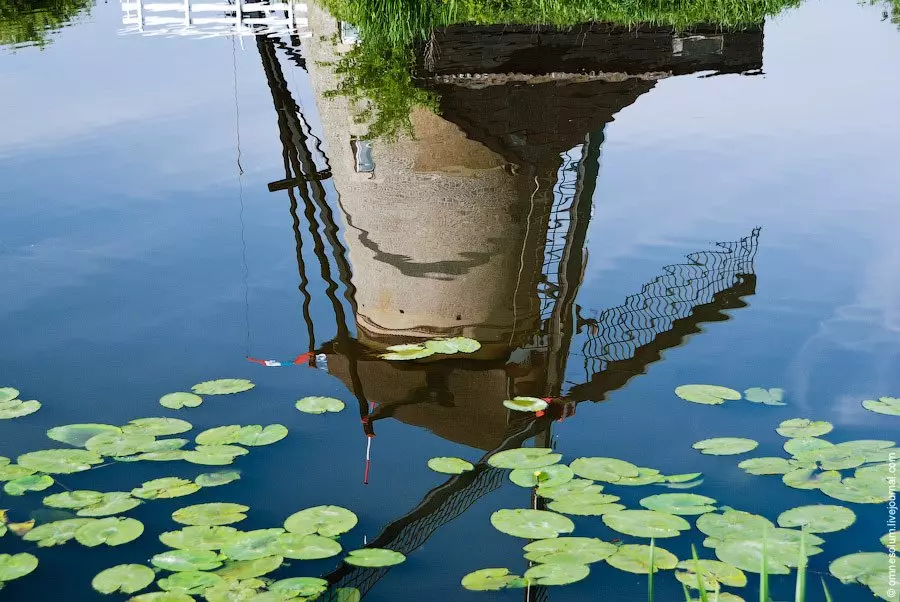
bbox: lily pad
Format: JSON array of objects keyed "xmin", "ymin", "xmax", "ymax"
[
  {"xmin": 738, "ymin": 457, "xmax": 795, "ymax": 475},
  {"xmin": 715, "ymin": 539, "xmax": 801, "ymax": 575},
  {"xmin": 640, "ymin": 493, "xmax": 717, "ymax": 515},
  {"xmin": 676, "ymin": 559, "xmax": 747, "ymax": 590},
  {"xmin": 744, "ymin": 387, "xmax": 786, "ymax": 406},
  {"xmin": 133, "ymin": 477, "xmax": 200, "ymax": 500},
  {"xmin": 546, "ymin": 493, "xmax": 624, "ymax": 516},
  {"xmin": 502, "ymin": 397, "xmax": 548, "ymax": 412},
  {"xmin": 237, "ymin": 424, "xmax": 288, "ymax": 446},
  {"xmin": 77, "ymin": 492, "xmax": 142, "ymax": 517},
  {"xmin": 129, "ymin": 593, "xmax": 196, "ymax": 602},
  {"xmin": 777, "ymin": 505, "xmax": 856, "ymax": 533},
  {"xmin": 379, "ymin": 344, "xmax": 435, "ymax": 361},
  {"xmin": 489, "ymin": 448, "xmax": 561, "ymax": 470},
  {"xmin": 461, "ymin": 568, "xmax": 521, "ymax": 591},
  {"xmin": 0, "ymin": 388, "xmax": 19, "ymax": 403},
  {"xmin": 523, "ymin": 537, "xmax": 617, "ymax": 564},
  {"xmin": 75, "ymin": 517, "xmax": 144, "ymax": 546},
  {"xmin": 284, "ymin": 505, "xmax": 358, "ymax": 537},
  {"xmin": 269, "ymin": 577, "xmax": 329, "ymax": 598},
  {"xmin": 829, "ymin": 552, "xmax": 889, "ymax": 583},
  {"xmin": 0, "ymin": 399, "xmax": 41, "ymax": 419},
  {"xmin": 92, "ymin": 564, "xmax": 155, "ymax": 594},
  {"xmin": 23, "ymin": 518, "xmax": 95, "ymax": 547},
  {"xmin": 4, "ymin": 474, "xmax": 54, "ymax": 496},
  {"xmin": 675, "ymin": 384, "xmax": 741, "ymax": 405},
  {"xmin": 523, "ymin": 562, "xmax": 589, "ymax": 586},
  {"xmin": 277, "ymin": 533, "xmax": 342, "ymax": 560},
  {"xmin": 151, "ymin": 549, "xmax": 224, "ymax": 572},
  {"xmin": 510, "ymin": 464, "xmax": 573, "ymax": 488},
  {"xmin": 490, "ymin": 509, "xmax": 574, "ymax": 539},
  {"xmin": 0, "ymin": 553, "xmax": 39, "ymax": 582},
  {"xmin": 441, "ymin": 337, "xmax": 481, "ymax": 353},
  {"xmin": 140, "ymin": 439, "xmax": 189, "ymax": 453},
  {"xmin": 220, "ymin": 529, "xmax": 285, "ymax": 560},
  {"xmin": 195, "ymin": 471, "xmax": 240, "ymax": 487},
  {"xmin": 794, "ymin": 446, "xmax": 865, "ymax": 470},
  {"xmin": 862, "ymin": 397, "xmax": 900, "ymax": 416},
  {"xmin": 536, "ymin": 479, "xmax": 604, "ymax": 499},
  {"xmin": 569, "ymin": 457, "xmax": 639, "ymax": 482},
  {"xmin": 665, "ymin": 473, "xmax": 703, "ymax": 483},
  {"xmin": 820, "ymin": 477, "xmax": 891, "ymax": 503},
  {"xmin": 344, "ymin": 548, "xmax": 406, "ymax": 567},
  {"xmin": 0, "ymin": 464, "xmax": 36, "ymax": 480},
  {"xmin": 160, "ymin": 393, "xmax": 203, "ymax": 410},
  {"xmin": 776, "ymin": 418, "xmax": 833, "ymax": 438},
  {"xmin": 602, "ymin": 510, "xmax": 690, "ymax": 538},
  {"xmin": 47, "ymin": 423, "xmax": 118, "ymax": 447},
  {"xmin": 195, "ymin": 426, "xmax": 242, "ymax": 445},
  {"xmin": 173, "ymin": 503, "xmax": 248, "ymax": 526},
  {"xmin": 295, "ymin": 396, "xmax": 346, "ymax": 414},
  {"xmin": 158, "ymin": 570, "xmax": 225, "ymax": 594},
  {"xmin": 216, "ymin": 556, "xmax": 283, "ymax": 580},
  {"xmin": 616, "ymin": 467, "xmax": 665, "ymax": 486},
  {"xmin": 782, "ymin": 468, "xmax": 841, "ymax": 490},
  {"xmin": 17, "ymin": 449, "xmax": 102, "ymax": 474},
  {"xmin": 122, "ymin": 418, "xmax": 192, "ymax": 436},
  {"xmin": 159, "ymin": 525, "xmax": 241, "ymax": 550},
  {"xmin": 136, "ymin": 451, "xmax": 188, "ymax": 462},
  {"xmin": 86, "ymin": 432, "xmax": 156, "ymax": 457},
  {"xmin": 202, "ymin": 579, "xmax": 263, "ymax": 602},
  {"xmin": 183, "ymin": 445, "xmax": 247, "ymax": 466},
  {"xmin": 881, "ymin": 532, "xmax": 895, "ymax": 548},
  {"xmin": 191, "ymin": 379, "xmax": 255, "ymax": 395},
  {"xmin": 784, "ymin": 437, "xmax": 833, "ymax": 456},
  {"xmin": 692, "ymin": 438, "xmax": 758, "ymax": 456},
  {"xmin": 606, "ymin": 544, "xmax": 678, "ymax": 574},
  {"xmin": 427, "ymin": 457, "xmax": 473, "ymax": 474},
  {"xmin": 696, "ymin": 510, "xmax": 773, "ymax": 541}
]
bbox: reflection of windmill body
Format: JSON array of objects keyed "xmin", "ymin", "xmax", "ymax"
[{"xmin": 268, "ymin": 7, "xmax": 764, "ymax": 598}]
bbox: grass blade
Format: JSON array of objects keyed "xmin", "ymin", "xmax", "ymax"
[
  {"xmin": 682, "ymin": 582, "xmax": 693, "ymax": 602},
  {"xmin": 794, "ymin": 528, "xmax": 807, "ymax": 602},
  {"xmin": 691, "ymin": 545, "xmax": 710, "ymax": 602},
  {"xmin": 649, "ymin": 537, "xmax": 655, "ymax": 602},
  {"xmin": 821, "ymin": 577, "xmax": 833, "ymax": 602},
  {"xmin": 760, "ymin": 535, "xmax": 769, "ymax": 602}
]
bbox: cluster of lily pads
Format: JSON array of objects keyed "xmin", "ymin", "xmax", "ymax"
[
  {"xmin": 444, "ymin": 443, "xmax": 894, "ymax": 600},
  {"xmin": 379, "ymin": 336, "xmax": 481, "ymax": 360},
  {"xmin": 675, "ymin": 385, "xmax": 785, "ymax": 406},
  {"xmin": 0, "ymin": 386, "xmax": 41, "ymax": 420},
  {"xmin": 159, "ymin": 379, "xmax": 256, "ymax": 410}
]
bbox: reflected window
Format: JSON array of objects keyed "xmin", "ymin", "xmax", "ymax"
[
  {"xmin": 351, "ymin": 139, "xmax": 375, "ymax": 173},
  {"xmin": 672, "ymin": 35, "xmax": 725, "ymax": 58},
  {"xmin": 340, "ymin": 22, "xmax": 360, "ymax": 45}
]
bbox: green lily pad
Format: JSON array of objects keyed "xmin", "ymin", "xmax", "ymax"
[
  {"xmin": 0, "ymin": 388, "xmax": 19, "ymax": 403},
  {"xmin": 523, "ymin": 537, "xmax": 617, "ymax": 564},
  {"xmin": 216, "ymin": 556, "xmax": 283, "ymax": 579},
  {"xmin": 502, "ymin": 397, "xmax": 548, "ymax": 412},
  {"xmin": 151, "ymin": 549, "xmax": 224, "ymax": 572},
  {"xmin": 523, "ymin": 562, "xmax": 589, "ymax": 585},
  {"xmin": 133, "ymin": 477, "xmax": 200, "ymax": 500},
  {"xmin": 866, "ymin": 569, "xmax": 899, "ymax": 601},
  {"xmin": 344, "ymin": 548, "xmax": 406, "ymax": 567},
  {"xmin": 881, "ymin": 532, "xmax": 895, "ymax": 548},
  {"xmin": 569, "ymin": 457, "xmax": 639, "ymax": 482},
  {"xmin": 195, "ymin": 426, "xmax": 242, "ymax": 445},
  {"xmin": 862, "ymin": 397, "xmax": 900, "ymax": 416},
  {"xmin": 129, "ymin": 593, "xmax": 196, "ymax": 602},
  {"xmin": 461, "ymin": 568, "xmax": 521, "ymax": 591},
  {"xmin": 237, "ymin": 425, "xmax": 288, "ymax": 446},
  {"xmin": 173, "ymin": 503, "xmax": 248, "ymax": 526},
  {"xmin": 665, "ymin": 473, "xmax": 703, "ymax": 483},
  {"xmin": 820, "ymin": 477, "xmax": 891, "ymax": 503},
  {"xmin": 75, "ymin": 517, "xmax": 144, "ymax": 546},
  {"xmin": 715, "ymin": 539, "xmax": 800, "ymax": 575},
  {"xmin": 696, "ymin": 510, "xmax": 774, "ymax": 541},
  {"xmin": 159, "ymin": 525, "xmax": 241, "ymax": 550},
  {"xmin": 269, "ymin": 577, "xmax": 329, "ymax": 598},
  {"xmin": 743, "ymin": 387, "xmax": 786, "ymax": 406},
  {"xmin": 510, "ymin": 464, "xmax": 573, "ymax": 488},
  {"xmin": 17, "ymin": 449, "xmax": 103, "ymax": 474},
  {"xmin": 199, "ymin": 579, "xmax": 262, "ymax": 602},
  {"xmin": 136, "ymin": 451, "xmax": 188, "ymax": 462},
  {"xmin": 439, "ymin": 337, "xmax": 480, "ymax": 353},
  {"xmin": 23, "ymin": 518, "xmax": 95, "ymax": 547},
  {"xmin": 692, "ymin": 438, "xmax": 758, "ymax": 456},
  {"xmin": 640, "ymin": 493, "xmax": 717, "ymax": 515},
  {"xmin": 829, "ymin": 552, "xmax": 889, "ymax": 583},
  {"xmin": 784, "ymin": 437, "xmax": 833, "ymax": 457},
  {"xmin": 77, "ymin": 492, "xmax": 142, "ymax": 517},
  {"xmin": 676, "ymin": 559, "xmax": 747, "ymax": 590},
  {"xmin": 123, "ymin": 418, "xmax": 192, "ymax": 436},
  {"xmin": 546, "ymin": 493, "xmax": 623, "ymax": 516},
  {"xmin": 777, "ymin": 505, "xmax": 856, "ymax": 533},
  {"xmin": 0, "ymin": 553, "xmax": 38, "ymax": 582},
  {"xmin": 794, "ymin": 446, "xmax": 865, "ymax": 470},
  {"xmin": 86, "ymin": 432, "xmax": 156, "ymax": 457},
  {"xmin": 43, "ymin": 490, "xmax": 104, "ymax": 509},
  {"xmin": 675, "ymin": 384, "xmax": 741, "ymax": 405},
  {"xmin": 283, "ymin": 505, "xmax": 358, "ymax": 537},
  {"xmin": 195, "ymin": 471, "xmax": 240, "ymax": 487},
  {"xmin": 220, "ymin": 529, "xmax": 285, "ymax": 560},
  {"xmin": 490, "ymin": 509, "xmax": 574, "ymax": 539},
  {"xmin": 536, "ymin": 479, "xmax": 604, "ymax": 499},
  {"xmin": 782, "ymin": 468, "xmax": 841, "ymax": 490},
  {"xmin": 140, "ymin": 439, "xmax": 189, "ymax": 453},
  {"xmin": 277, "ymin": 533, "xmax": 342, "ymax": 560},
  {"xmin": 160, "ymin": 393, "xmax": 203, "ymax": 410},
  {"xmin": 427, "ymin": 457, "xmax": 473, "ymax": 474},
  {"xmin": 191, "ymin": 379, "xmax": 255, "ymax": 395},
  {"xmin": 602, "ymin": 510, "xmax": 690, "ymax": 538},
  {"xmin": 0, "ymin": 464, "xmax": 36, "ymax": 480},
  {"xmin": 47, "ymin": 423, "xmax": 122, "ymax": 447},
  {"xmin": 776, "ymin": 418, "xmax": 833, "ymax": 438},
  {"xmin": 0, "ymin": 399, "xmax": 41, "ymax": 419},
  {"xmin": 295, "ymin": 396, "xmax": 346, "ymax": 414},
  {"xmin": 4, "ymin": 474, "xmax": 54, "ymax": 496},
  {"xmin": 836, "ymin": 439, "xmax": 896, "ymax": 453},
  {"xmin": 183, "ymin": 445, "xmax": 247, "ymax": 466},
  {"xmin": 616, "ymin": 467, "xmax": 665, "ymax": 486},
  {"xmin": 488, "ymin": 448, "xmax": 561, "ymax": 470},
  {"xmin": 738, "ymin": 457, "xmax": 795, "ymax": 475},
  {"xmin": 662, "ymin": 477, "xmax": 705, "ymax": 490},
  {"xmin": 92, "ymin": 564, "xmax": 155, "ymax": 594},
  {"xmin": 380, "ymin": 344, "xmax": 435, "ymax": 361},
  {"xmin": 158, "ymin": 570, "xmax": 225, "ymax": 594},
  {"xmin": 606, "ymin": 544, "xmax": 678, "ymax": 574}
]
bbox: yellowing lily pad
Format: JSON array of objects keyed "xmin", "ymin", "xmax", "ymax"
[
  {"xmin": 380, "ymin": 344, "xmax": 434, "ymax": 361},
  {"xmin": 502, "ymin": 397, "xmax": 548, "ymax": 412},
  {"xmin": 283, "ymin": 505, "xmax": 358, "ymax": 537},
  {"xmin": 92, "ymin": 564, "xmax": 155, "ymax": 594},
  {"xmin": 776, "ymin": 418, "xmax": 833, "ymax": 438},
  {"xmin": 607, "ymin": 544, "xmax": 678, "ymax": 574},
  {"xmin": 692, "ymin": 438, "xmax": 758, "ymax": 456},
  {"xmin": 344, "ymin": 548, "xmax": 406, "ymax": 567},
  {"xmin": 172, "ymin": 503, "xmax": 249, "ymax": 526},
  {"xmin": 490, "ymin": 509, "xmax": 574, "ymax": 539},
  {"xmin": 523, "ymin": 562, "xmax": 589, "ymax": 585},
  {"xmin": 427, "ymin": 457, "xmax": 474, "ymax": 474},
  {"xmin": 675, "ymin": 385, "xmax": 741, "ymax": 405},
  {"xmin": 191, "ymin": 379, "xmax": 255, "ymax": 395},
  {"xmin": 488, "ymin": 448, "xmax": 561, "ymax": 470},
  {"xmin": 160, "ymin": 393, "xmax": 203, "ymax": 410},
  {"xmin": 295, "ymin": 396, "xmax": 346, "ymax": 414}
]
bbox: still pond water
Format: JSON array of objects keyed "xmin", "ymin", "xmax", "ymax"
[{"xmin": 1, "ymin": 0, "xmax": 899, "ymax": 600}]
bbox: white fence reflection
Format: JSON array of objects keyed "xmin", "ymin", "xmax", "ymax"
[{"xmin": 121, "ymin": 0, "xmax": 311, "ymax": 38}]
